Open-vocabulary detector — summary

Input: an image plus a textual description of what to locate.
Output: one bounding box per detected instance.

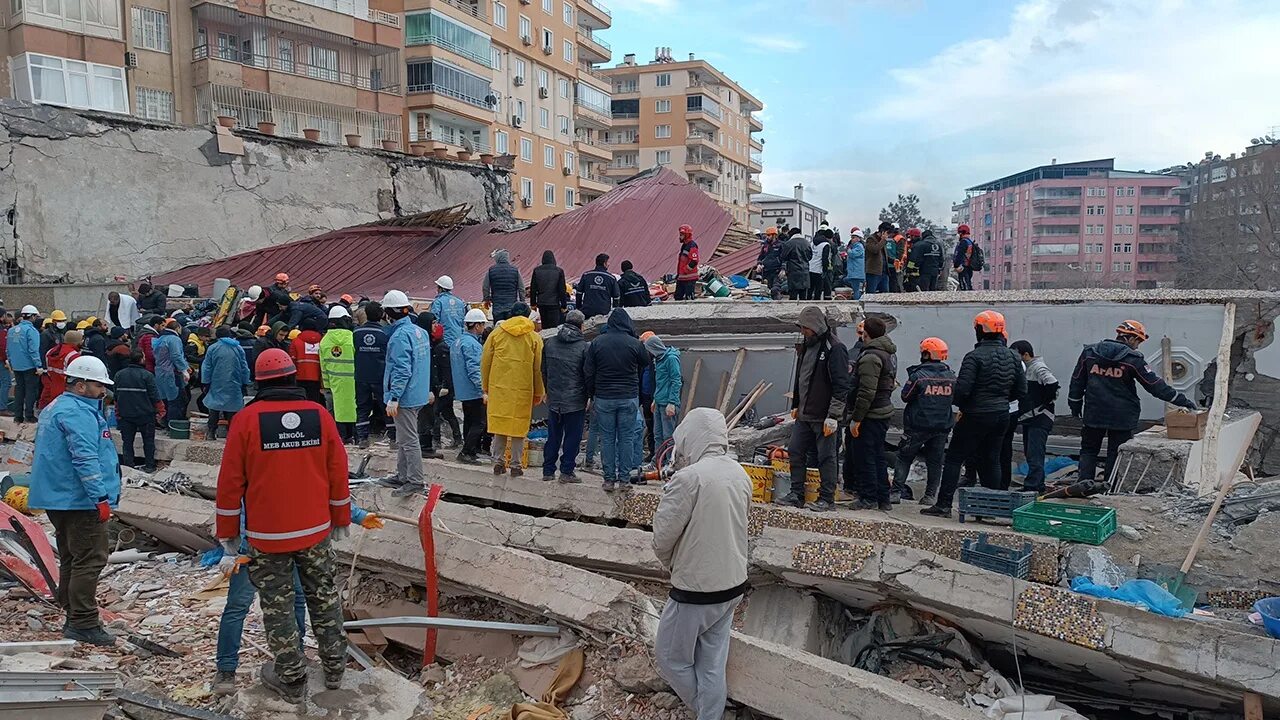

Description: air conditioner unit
[542,45,553,56]
[513,75,525,86]
[519,0,530,4]
[512,114,523,127]
[562,167,572,176]
[520,35,532,46]
[522,197,533,207]
[538,87,549,99]
[124,51,138,69]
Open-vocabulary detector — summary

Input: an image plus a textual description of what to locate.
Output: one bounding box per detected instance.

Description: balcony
[1030,197,1081,207]
[405,59,496,124]
[749,136,762,151]
[578,0,611,29]
[192,42,401,95]
[685,155,720,179]
[1030,214,1082,224]
[577,62,611,91]
[747,178,762,194]
[576,30,610,63]
[748,113,762,132]
[610,112,639,124]
[685,130,718,153]
[749,152,762,171]
[196,83,401,144]
[602,135,638,149]
[575,134,612,161]
[579,173,613,195]
[574,98,612,128]
[431,0,486,22]
[604,162,638,177]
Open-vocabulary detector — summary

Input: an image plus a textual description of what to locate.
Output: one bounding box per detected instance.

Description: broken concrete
[739,584,826,655]
[0,100,512,283]
[228,667,430,720]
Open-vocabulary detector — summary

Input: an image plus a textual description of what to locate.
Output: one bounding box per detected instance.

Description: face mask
[56,322,67,330]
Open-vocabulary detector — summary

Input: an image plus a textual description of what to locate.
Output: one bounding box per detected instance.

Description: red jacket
[215,390,350,553]
[38,344,80,409]
[289,331,323,382]
[677,240,700,282]
[138,331,157,372]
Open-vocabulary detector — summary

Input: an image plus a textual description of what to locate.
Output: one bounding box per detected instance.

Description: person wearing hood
[922,311,1026,519]
[136,282,167,316]
[585,308,650,491]
[201,327,251,441]
[863,223,892,294]
[906,229,945,292]
[529,251,569,330]
[40,329,83,410]
[153,319,190,427]
[1010,340,1058,493]
[618,260,652,308]
[577,253,621,319]
[252,322,285,364]
[428,276,467,348]
[289,317,324,405]
[674,225,700,301]
[541,309,589,482]
[81,318,108,362]
[105,292,140,331]
[652,408,750,720]
[844,229,867,299]
[105,327,132,378]
[845,317,898,511]
[452,309,488,464]
[777,307,850,511]
[644,334,682,449]
[1068,320,1196,486]
[808,228,834,300]
[134,316,161,372]
[320,306,357,443]
[483,249,525,322]
[779,227,812,300]
[481,303,544,477]
[381,290,433,495]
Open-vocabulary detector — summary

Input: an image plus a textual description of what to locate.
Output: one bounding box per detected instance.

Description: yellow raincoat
[481,315,545,437]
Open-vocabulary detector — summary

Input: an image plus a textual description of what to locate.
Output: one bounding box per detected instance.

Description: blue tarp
[1070,577,1188,617]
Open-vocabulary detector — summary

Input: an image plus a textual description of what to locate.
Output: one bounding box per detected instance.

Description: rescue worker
[414,312,444,461]
[894,338,955,507]
[255,273,293,327]
[320,306,356,443]
[886,230,903,293]
[846,317,897,511]
[135,315,160,372]
[39,329,82,410]
[7,305,43,423]
[483,249,525,322]
[953,225,976,291]
[755,226,784,289]
[906,228,945,292]
[844,229,866,299]
[41,309,68,359]
[529,251,569,330]
[452,309,488,464]
[808,227,834,300]
[577,253,621,319]
[353,302,388,447]
[1010,340,1058,492]
[619,260,653,307]
[429,318,461,450]
[776,307,850,511]
[922,311,1026,518]
[674,224,700,301]
[114,350,161,472]
[285,295,327,329]
[1069,320,1197,485]
[154,319,190,428]
[106,291,140,331]
[202,327,250,441]
[779,228,812,300]
[289,318,324,405]
[215,348,351,703]
[82,318,108,361]
[481,303,544,477]
[864,224,891,294]
[29,355,119,646]
[428,276,467,348]
[136,282,168,316]
[382,290,433,495]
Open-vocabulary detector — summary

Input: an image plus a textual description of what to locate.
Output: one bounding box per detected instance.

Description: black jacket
[780,236,812,291]
[542,322,589,413]
[430,338,453,393]
[257,285,292,323]
[577,267,620,319]
[791,331,850,421]
[114,362,160,422]
[1069,339,1194,430]
[137,289,167,315]
[530,251,568,309]
[618,270,652,307]
[953,339,1027,415]
[901,361,956,432]
[907,235,945,276]
[82,329,108,361]
[757,238,783,274]
[484,256,524,314]
[584,309,649,400]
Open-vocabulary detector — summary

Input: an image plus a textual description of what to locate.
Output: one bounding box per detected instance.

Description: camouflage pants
[248,538,346,684]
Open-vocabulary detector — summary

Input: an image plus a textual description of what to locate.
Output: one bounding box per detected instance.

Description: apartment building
[601,49,763,227]
[962,159,1180,291]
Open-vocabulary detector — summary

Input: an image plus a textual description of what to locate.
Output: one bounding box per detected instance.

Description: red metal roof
[156,167,733,302]
[709,242,763,277]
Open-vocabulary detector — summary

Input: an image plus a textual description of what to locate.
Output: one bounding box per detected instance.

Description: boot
[260,662,305,703]
[324,670,344,690]
[773,492,803,508]
[63,625,116,646]
[920,505,952,518]
[211,670,237,696]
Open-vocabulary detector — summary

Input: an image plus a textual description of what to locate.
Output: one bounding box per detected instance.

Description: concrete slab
[113,486,217,553]
[229,667,429,719]
[739,584,824,655]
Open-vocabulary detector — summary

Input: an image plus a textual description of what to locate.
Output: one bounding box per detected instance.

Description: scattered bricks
[791,541,876,581]
[1014,585,1106,650]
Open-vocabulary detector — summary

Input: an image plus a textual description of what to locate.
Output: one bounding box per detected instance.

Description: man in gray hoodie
[652,408,750,720]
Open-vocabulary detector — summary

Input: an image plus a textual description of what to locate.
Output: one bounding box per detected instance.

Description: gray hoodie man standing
[652,407,750,720]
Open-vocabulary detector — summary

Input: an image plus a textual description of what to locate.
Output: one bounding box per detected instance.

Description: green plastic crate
[1012,501,1117,545]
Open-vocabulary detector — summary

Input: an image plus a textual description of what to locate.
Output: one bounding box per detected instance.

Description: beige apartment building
[601,50,763,226]
[1,0,614,221]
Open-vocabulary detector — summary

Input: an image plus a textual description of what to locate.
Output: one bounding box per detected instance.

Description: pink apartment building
[956,159,1180,290]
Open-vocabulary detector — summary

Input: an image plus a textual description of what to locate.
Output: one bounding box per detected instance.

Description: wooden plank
[1199,302,1236,496]
[683,357,702,414]
[714,371,730,412]
[1244,692,1264,720]
[719,349,747,415]
[1161,335,1174,411]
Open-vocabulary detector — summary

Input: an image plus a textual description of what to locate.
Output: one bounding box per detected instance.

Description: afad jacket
[289,330,323,383]
[30,392,120,512]
[677,240,700,282]
[215,386,351,553]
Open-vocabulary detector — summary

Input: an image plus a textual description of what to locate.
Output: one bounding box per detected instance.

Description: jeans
[893,427,949,500]
[957,268,974,290]
[1078,426,1132,485]
[655,596,741,720]
[632,407,645,472]
[117,417,156,468]
[207,409,236,441]
[543,409,586,476]
[846,278,864,300]
[933,411,1009,509]
[594,397,638,481]
[460,398,486,457]
[806,273,824,300]
[354,381,386,441]
[47,509,109,630]
[13,369,38,420]
[853,418,890,503]
[864,274,889,294]
[654,407,679,450]
[1022,416,1054,491]
[788,419,837,504]
[916,272,941,292]
[674,280,697,301]
[393,406,424,486]
[0,365,10,412]
[216,560,306,672]
[888,268,902,293]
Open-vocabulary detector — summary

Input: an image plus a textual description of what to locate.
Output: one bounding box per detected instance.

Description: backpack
[970,242,986,272]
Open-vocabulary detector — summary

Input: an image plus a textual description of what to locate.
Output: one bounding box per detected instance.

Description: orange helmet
[679,224,693,240]
[274,273,289,283]
[974,310,1006,335]
[254,348,296,381]
[639,331,655,341]
[1116,320,1149,343]
[764,226,778,237]
[920,337,948,361]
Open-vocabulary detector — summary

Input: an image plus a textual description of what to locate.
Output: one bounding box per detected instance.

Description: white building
[750,184,828,237]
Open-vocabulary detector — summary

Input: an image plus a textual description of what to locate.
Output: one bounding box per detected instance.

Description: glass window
[520,177,533,201]
[655,99,670,112]
[575,83,610,116]
[519,137,533,161]
[135,86,173,121]
[515,98,526,121]
[655,124,670,138]
[519,15,531,39]
[544,144,554,167]
[405,11,493,66]
[18,53,126,113]
[537,68,549,90]
[563,39,572,62]
[655,72,670,87]
[130,7,170,52]
[541,28,553,49]
[494,1,506,27]
[307,45,339,83]
[558,114,569,134]
[564,150,574,169]
[405,59,495,108]
[277,38,294,72]
[562,2,572,24]
[544,182,555,206]
[539,107,549,128]
[541,0,550,12]
[514,58,526,80]
[565,187,575,209]
[656,150,670,164]
[490,46,502,70]
[558,77,569,98]
[495,130,508,155]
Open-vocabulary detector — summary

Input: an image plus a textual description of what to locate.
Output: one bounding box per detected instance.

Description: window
[308,46,339,82]
[563,1,572,24]
[1113,224,1123,235]
[1113,243,1122,253]
[490,47,502,71]
[514,98,526,122]
[16,0,121,36]
[544,144,554,167]
[135,86,173,121]
[565,187,575,209]
[545,182,556,206]
[539,107,549,128]
[131,7,170,52]
[541,28,554,50]
[11,53,128,113]
[541,0,551,12]
[656,150,670,164]
[495,130,509,155]
[519,15,531,40]
[514,58,527,80]
[575,83,610,116]
[655,72,670,87]
[406,60,494,108]
[655,99,670,113]
[405,11,493,66]
[558,114,569,135]
[494,1,506,28]
[520,137,533,162]
[1094,262,1103,272]
[537,68,549,90]
[1115,187,1124,197]
[558,78,569,98]
[277,38,294,72]
[1122,242,1132,253]
[563,39,573,62]
[520,177,533,202]
[1126,187,1135,196]
[655,124,670,138]
[564,150,574,170]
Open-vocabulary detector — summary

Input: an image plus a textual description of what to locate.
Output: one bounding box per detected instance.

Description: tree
[879,193,929,231]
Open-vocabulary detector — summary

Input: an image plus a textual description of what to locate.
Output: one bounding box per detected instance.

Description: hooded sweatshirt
[644,335,682,409]
[530,250,568,309]
[584,308,649,400]
[652,408,751,602]
[791,307,849,422]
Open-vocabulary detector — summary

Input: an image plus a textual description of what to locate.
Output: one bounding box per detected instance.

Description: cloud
[744,35,806,53]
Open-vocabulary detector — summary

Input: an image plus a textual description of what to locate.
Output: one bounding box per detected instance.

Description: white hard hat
[247,285,263,301]
[381,290,412,309]
[436,275,454,290]
[464,308,488,324]
[65,355,113,385]
[20,304,38,316]
[328,305,351,319]
[851,229,864,238]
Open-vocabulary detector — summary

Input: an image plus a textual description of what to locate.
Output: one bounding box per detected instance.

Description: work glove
[790,409,797,420]
[1176,398,1198,413]
[1069,400,1082,419]
[823,418,837,437]
[665,404,677,418]
[428,392,435,405]
[386,400,400,418]
[218,552,249,576]
[360,514,385,530]
[849,421,861,438]
[331,525,351,542]
[96,498,112,523]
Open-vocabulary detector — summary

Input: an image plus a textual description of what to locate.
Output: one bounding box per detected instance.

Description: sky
[603,0,1280,229]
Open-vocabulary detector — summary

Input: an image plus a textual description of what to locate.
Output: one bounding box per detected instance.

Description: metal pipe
[343,616,561,637]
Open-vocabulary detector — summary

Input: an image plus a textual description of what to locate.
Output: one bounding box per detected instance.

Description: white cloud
[744,35,806,53]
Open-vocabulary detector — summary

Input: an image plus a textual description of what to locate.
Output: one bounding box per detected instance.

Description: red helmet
[974,310,1006,335]
[430,323,444,343]
[958,224,971,235]
[678,224,693,240]
[254,348,296,381]
[907,227,922,239]
[920,337,948,361]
